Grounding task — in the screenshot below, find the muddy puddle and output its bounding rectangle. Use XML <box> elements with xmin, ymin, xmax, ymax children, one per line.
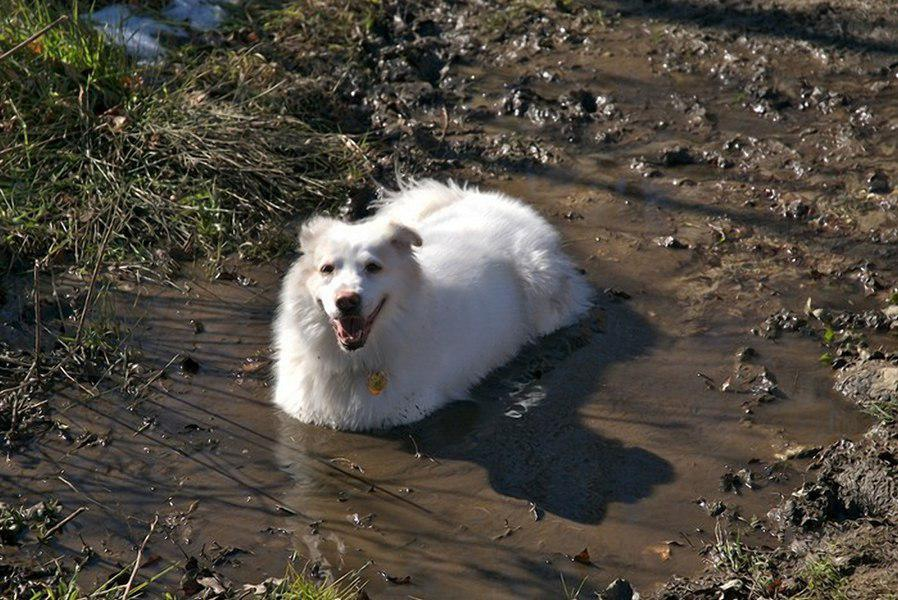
<box><xmin>2</xmin><ymin>173</ymin><xmax>872</xmax><ymax>597</ymax></box>
<box><xmin>5</xmin><ymin>0</ymin><xmax>898</xmax><ymax>596</ymax></box>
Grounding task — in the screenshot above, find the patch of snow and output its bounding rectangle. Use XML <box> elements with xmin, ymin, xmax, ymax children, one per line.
<box><xmin>86</xmin><ymin>5</ymin><xmax>184</xmax><ymax>61</ymax></box>
<box><xmin>86</xmin><ymin>1</ymin><xmax>238</xmax><ymax>61</ymax></box>
<box><xmin>163</xmin><ymin>0</ymin><xmax>231</xmax><ymax>33</ymax></box>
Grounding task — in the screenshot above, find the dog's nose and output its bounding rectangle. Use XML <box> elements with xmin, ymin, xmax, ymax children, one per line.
<box><xmin>335</xmin><ymin>291</ymin><xmax>361</xmax><ymax>313</ymax></box>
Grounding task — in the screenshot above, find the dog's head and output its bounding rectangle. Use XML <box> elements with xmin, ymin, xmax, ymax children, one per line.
<box><xmin>295</xmin><ymin>216</ymin><xmax>422</xmax><ymax>352</ymax></box>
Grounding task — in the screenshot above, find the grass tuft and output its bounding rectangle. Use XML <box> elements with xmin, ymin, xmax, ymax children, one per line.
<box><xmin>801</xmin><ymin>557</ymin><xmax>848</xmax><ymax>600</ymax></box>
<box><xmin>709</xmin><ymin>522</ymin><xmax>855</xmax><ymax>600</ymax></box>
<box><xmin>259</xmin><ymin>564</ymin><xmax>366</xmax><ymax>599</ymax></box>
<box><xmin>264</xmin><ymin>0</ymin><xmax>383</xmax><ymax>72</ymax></box>
<box><xmin>2</xmin><ymin>556</ymin><xmax>363</xmax><ymax>600</ymax></box>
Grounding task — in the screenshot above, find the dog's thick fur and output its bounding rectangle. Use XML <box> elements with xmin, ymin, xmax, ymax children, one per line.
<box><xmin>273</xmin><ymin>180</ymin><xmax>591</xmax><ymax>430</ymax></box>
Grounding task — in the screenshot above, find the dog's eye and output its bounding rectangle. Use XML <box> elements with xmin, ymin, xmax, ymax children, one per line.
<box><xmin>365</xmin><ymin>262</ymin><xmax>382</xmax><ymax>274</ymax></box>
<box><xmin>320</xmin><ymin>264</ymin><xmax>334</xmax><ymax>274</ymax></box>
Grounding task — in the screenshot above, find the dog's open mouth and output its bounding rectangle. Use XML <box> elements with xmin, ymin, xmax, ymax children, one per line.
<box><xmin>331</xmin><ymin>298</ymin><xmax>386</xmax><ymax>351</ymax></box>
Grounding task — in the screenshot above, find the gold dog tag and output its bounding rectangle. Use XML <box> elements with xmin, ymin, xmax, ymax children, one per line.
<box><xmin>367</xmin><ymin>371</ymin><xmax>388</xmax><ymax>396</ymax></box>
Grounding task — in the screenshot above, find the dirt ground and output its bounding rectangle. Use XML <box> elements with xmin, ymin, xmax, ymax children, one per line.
<box><xmin>3</xmin><ymin>0</ymin><xmax>898</xmax><ymax>597</ymax></box>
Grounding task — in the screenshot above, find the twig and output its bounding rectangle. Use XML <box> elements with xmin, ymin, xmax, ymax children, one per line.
<box><xmin>32</xmin><ymin>261</ymin><xmax>41</xmax><ymax>368</ymax></box>
<box><xmin>339</xmin><ymin>134</ymin><xmax>375</xmax><ymax>172</ymax></box>
<box><xmin>439</xmin><ymin>106</ymin><xmax>449</xmax><ymax>141</ymax></box>
<box><xmin>74</xmin><ymin>212</ymin><xmax>116</xmax><ymax>348</ymax></box>
<box><xmin>128</xmin><ymin>353</ymin><xmax>182</xmax><ymax>410</ymax></box>
<box><xmin>123</xmin><ymin>514</ymin><xmax>159</xmax><ymax>599</ymax></box>
<box><xmin>406</xmin><ymin>434</ymin><xmax>439</xmax><ymax>463</ymax></box>
<box><xmin>0</xmin><ymin>15</ymin><xmax>69</xmax><ymax>62</ymax></box>
<box><xmin>40</xmin><ymin>506</ymin><xmax>87</xmax><ymax>541</ymax></box>
<box><xmin>57</xmin><ymin>476</ymin><xmax>110</xmax><ymax>510</ymax></box>
<box><xmin>408</xmin><ymin>434</ymin><xmax>422</xmax><ymax>459</ymax></box>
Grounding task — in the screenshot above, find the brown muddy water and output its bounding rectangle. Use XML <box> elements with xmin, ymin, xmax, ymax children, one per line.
<box><xmin>6</xmin><ymin>0</ymin><xmax>898</xmax><ymax>597</ymax></box>
<box><xmin>2</xmin><ymin>171</ymin><xmax>871</xmax><ymax>598</ymax></box>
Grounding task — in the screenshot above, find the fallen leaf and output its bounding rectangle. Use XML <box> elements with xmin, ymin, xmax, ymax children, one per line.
<box><xmin>241</xmin><ymin>356</ymin><xmax>270</xmax><ymax>374</ymax></box>
<box><xmin>573</xmin><ymin>547</ymin><xmax>591</xmax><ymax>565</ymax></box>
<box><xmin>196</xmin><ymin>576</ymin><xmax>227</xmax><ymax>594</ymax></box>
<box><xmin>647</xmin><ymin>543</ymin><xmax>671</xmax><ymax>561</ymax></box>
<box><xmin>774</xmin><ymin>445</ymin><xmax>822</xmax><ymax>461</ymax></box>
<box><xmin>492</xmin><ymin>519</ymin><xmax>520</xmax><ymax>540</ymax></box>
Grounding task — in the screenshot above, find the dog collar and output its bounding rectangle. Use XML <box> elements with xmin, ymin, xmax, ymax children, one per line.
<box><xmin>367</xmin><ymin>371</ymin><xmax>388</xmax><ymax>396</ymax></box>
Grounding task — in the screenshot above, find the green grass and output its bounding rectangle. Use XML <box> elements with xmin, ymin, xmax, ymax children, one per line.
<box><xmin>862</xmin><ymin>396</ymin><xmax>898</xmax><ymax>424</ymax></box>
<box><xmin>259</xmin><ymin>565</ymin><xmax>366</xmax><ymax>599</ymax></box>
<box><xmin>709</xmin><ymin>523</ymin><xmax>857</xmax><ymax>599</ymax></box>
<box><xmin>560</xmin><ymin>573</ymin><xmax>589</xmax><ymax>600</ymax></box>
<box><xmin>0</xmin><ymin>0</ymin><xmax>371</xmax><ymax>272</ymax></box>
<box><xmin>1</xmin><ymin>497</ymin><xmax>364</xmax><ymax>598</ymax></box>
<box><xmin>710</xmin><ymin>523</ymin><xmax>780</xmax><ymax>597</ymax></box>
<box><xmin>263</xmin><ymin>0</ymin><xmax>383</xmax><ymax>71</ymax></box>
<box><xmin>0</xmin><ymin>1</ymin><xmax>380</xmax><ymax>593</ymax></box>
<box><xmin>0</xmin><ymin>499</ymin><xmax>61</xmax><ymax>545</ymax></box>
<box><xmin>800</xmin><ymin>558</ymin><xmax>848</xmax><ymax>600</ymax></box>
<box><xmin>8</xmin><ymin>563</ymin><xmax>175</xmax><ymax>599</ymax></box>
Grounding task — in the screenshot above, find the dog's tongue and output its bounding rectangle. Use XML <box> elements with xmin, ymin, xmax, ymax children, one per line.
<box><xmin>337</xmin><ymin>316</ymin><xmax>365</xmax><ymax>340</ymax></box>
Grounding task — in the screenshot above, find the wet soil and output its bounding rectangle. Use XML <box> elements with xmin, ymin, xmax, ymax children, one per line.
<box><xmin>4</xmin><ymin>0</ymin><xmax>898</xmax><ymax>597</ymax></box>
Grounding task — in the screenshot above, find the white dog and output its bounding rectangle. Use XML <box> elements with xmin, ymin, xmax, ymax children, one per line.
<box><xmin>272</xmin><ymin>180</ymin><xmax>591</xmax><ymax>430</ymax></box>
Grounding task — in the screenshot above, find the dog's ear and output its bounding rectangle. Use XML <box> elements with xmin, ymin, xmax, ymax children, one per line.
<box><xmin>388</xmin><ymin>222</ymin><xmax>423</xmax><ymax>250</ymax></box>
<box><xmin>298</xmin><ymin>216</ymin><xmax>333</xmax><ymax>251</ymax></box>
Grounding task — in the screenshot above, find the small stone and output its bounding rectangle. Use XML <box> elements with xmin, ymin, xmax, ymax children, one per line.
<box><xmin>781</xmin><ymin>199</ymin><xmax>809</xmax><ymax>219</ymax></box>
<box><xmin>654</xmin><ymin>235</ymin><xmax>688</xmax><ymax>249</ymax></box>
<box><xmin>737</xmin><ymin>347</ymin><xmax>757</xmax><ymax>361</ymax></box>
<box><xmin>774</xmin><ymin>445</ymin><xmax>822</xmax><ymax>461</ymax></box>
<box><xmin>660</xmin><ymin>145</ymin><xmax>694</xmax><ymax>166</ymax></box>
<box><xmin>180</xmin><ymin>356</ymin><xmax>200</xmax><ymax>375</ymax></box>
<box><xmin>869</xmin><ymin>170</ymin><xmax>891</xmax><ymax>194</ymax></box>
<box><xmin>600</xmin><ymin>578</ymin><xmax>640</xmax><ymax>600</ymax></box>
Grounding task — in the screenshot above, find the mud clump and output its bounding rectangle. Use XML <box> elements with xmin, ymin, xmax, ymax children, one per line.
<box><xmin>868</xmin><ymin>170</ymin><xmax>891</xmax><ymax>194</ymax></box>
<box><xmin>601</xmin><ymin>578</ymin><xmax>640</xmax><ymax>600</ymax></box>
<box><xmin>659</xmin><ymin>145</ymin><xmax>695</xmax><ymax>167</ymax></box>
<box><xmin>770</xmin><ymin>425</ymin><xmax>898</xmax><ymax>531</ymax></box>
<box><xmin>836</xmin><ymin>361</ymin><xmax>898</xmax><ymax>419</ymax></box>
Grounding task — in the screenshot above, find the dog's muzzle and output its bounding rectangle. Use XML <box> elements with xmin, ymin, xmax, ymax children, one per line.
<box><xmin>330</xmin><ymin>297</ymin><xmax>386</xmax><ymax>351</ymax></box>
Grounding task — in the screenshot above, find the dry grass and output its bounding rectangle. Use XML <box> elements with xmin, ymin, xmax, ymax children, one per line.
<box><xmin>0</xmin><ymin>0</ymin><xmax>372</xmax><ymax>273</ymax></box>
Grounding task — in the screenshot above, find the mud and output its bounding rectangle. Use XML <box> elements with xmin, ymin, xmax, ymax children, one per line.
<box><xmin>5</xmin><ymin>0</ymin><xmax>898</xmax><ymax>596</ymax></box>
<box><xmin>659</xmin><ymin>421</ymin><xmax>898</xmax><ymax>599</ymax></box>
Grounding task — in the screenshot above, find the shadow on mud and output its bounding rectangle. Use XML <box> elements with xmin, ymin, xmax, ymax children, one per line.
<box><xmin>390</xmin><ymin>296</ymin><xmax>672</xmax><ymax>525</ymax></box>
<box><xmin>605</xmin><ymin>0</ymin><xmax>898</xmax><ymax>54</ymax></box>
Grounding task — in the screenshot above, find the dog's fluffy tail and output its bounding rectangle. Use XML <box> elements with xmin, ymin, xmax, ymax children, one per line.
<box><xmin>515</xmin><ymin>238</ymin><xmax>593</xmax><ymax>337</ymax></box>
